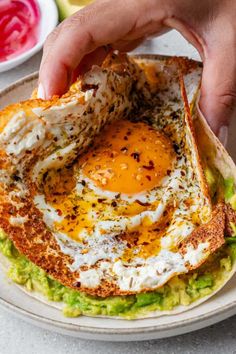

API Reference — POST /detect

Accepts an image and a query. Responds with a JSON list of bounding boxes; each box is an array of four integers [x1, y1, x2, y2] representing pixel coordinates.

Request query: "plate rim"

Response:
[[0, 70, 236, 338], [1, 291, 236, 336]]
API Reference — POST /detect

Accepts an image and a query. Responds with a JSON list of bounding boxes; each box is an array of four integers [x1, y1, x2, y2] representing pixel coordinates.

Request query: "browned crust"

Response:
[[179, 73, 212, 207], [224, 203, 236, 236], [179, 204, 226, 270]]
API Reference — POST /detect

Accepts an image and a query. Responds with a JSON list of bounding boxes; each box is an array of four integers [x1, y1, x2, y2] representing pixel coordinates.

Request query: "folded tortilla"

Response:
[[0, 54, 236, 319]]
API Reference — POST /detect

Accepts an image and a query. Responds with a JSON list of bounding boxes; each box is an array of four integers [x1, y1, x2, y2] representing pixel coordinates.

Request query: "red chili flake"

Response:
[[56, 209, 62, 216], [146, 175, 151, 181], [98, 198, 106, 203], [135, 200, 151, 207], [142, 160, 154, 170]]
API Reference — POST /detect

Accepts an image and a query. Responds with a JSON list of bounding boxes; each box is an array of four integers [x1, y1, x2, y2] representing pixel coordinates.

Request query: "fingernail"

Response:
[[38, 83, 45, 99], [218, 125, 228, 147]]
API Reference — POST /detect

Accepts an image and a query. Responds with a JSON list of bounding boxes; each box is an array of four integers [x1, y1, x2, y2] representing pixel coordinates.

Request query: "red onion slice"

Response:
[[0, 0, 40, 62]]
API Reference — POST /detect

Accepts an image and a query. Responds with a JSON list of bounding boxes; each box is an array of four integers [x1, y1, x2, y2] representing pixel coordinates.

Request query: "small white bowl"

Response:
[[0, 0, 58, 73]]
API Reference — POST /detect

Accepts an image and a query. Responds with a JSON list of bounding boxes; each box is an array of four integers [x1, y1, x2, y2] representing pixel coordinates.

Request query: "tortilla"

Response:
[[0, 54, 236, 318]]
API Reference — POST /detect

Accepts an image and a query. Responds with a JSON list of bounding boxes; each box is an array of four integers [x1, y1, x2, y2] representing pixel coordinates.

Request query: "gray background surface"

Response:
[[0, 31, 236, 354]]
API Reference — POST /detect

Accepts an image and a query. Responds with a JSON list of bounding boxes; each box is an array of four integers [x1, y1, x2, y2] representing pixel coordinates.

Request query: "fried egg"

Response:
[[0, 54, 225, 296], [33, 101, 212, 291]]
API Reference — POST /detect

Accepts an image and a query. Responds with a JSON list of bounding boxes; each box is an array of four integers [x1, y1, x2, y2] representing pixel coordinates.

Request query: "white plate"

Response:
[[0, 73, 236, 341], [0, 0, 58, 73]]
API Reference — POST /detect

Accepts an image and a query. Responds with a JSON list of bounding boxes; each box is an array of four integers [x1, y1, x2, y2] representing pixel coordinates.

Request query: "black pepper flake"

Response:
[[97, 198, 106, 203], [92, 203, 96, 208], [170, 111, 179, 120], [131, 152, 140, 162], [111, 201, 117, 207], [173, 143, 180, 154], [167, 169, 171, 176], [81, 83, 99, 93], [81, 180, 86, 186], [74, 281, 81, 287], [108, 104, 115, 113], [12, 174, 21, 182]]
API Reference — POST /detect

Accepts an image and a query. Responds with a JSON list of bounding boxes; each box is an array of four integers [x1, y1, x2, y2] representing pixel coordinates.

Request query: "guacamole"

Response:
[[0, 230, 234, 318]]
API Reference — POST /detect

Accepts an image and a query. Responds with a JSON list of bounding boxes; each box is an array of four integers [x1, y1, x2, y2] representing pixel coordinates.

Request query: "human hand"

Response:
[[39, 0, 236, 139]]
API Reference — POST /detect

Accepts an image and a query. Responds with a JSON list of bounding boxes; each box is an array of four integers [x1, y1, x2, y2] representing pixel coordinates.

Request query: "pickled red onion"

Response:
[[0, 0, 40, 62]]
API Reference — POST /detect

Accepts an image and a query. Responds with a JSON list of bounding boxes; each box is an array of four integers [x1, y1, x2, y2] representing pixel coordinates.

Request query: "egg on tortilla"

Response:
[[0, 53, 235, 300]]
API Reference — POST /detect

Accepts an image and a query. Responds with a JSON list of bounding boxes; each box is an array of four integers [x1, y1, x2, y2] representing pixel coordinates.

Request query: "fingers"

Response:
[[74, 38, 144, 78], [39, 0, 143, 98], [199, 21, 236, 141], [72, 46, 111, 78], [39, 0, 170, 99]]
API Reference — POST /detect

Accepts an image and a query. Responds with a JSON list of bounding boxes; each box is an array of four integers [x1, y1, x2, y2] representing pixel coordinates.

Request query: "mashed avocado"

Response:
[[0, 230, 233, 318]]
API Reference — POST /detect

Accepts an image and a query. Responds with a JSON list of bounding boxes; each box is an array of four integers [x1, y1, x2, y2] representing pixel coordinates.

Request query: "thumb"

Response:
[[199, 37, 236, 144]]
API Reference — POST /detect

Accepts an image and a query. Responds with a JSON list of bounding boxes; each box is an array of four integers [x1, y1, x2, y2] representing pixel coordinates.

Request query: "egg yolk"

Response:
[[79, 120, 176, 194]]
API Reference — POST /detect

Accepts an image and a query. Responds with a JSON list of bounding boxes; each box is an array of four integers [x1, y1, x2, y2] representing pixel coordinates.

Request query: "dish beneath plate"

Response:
[[0, 0, 58, 73], [0, 71, 236, 341]]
